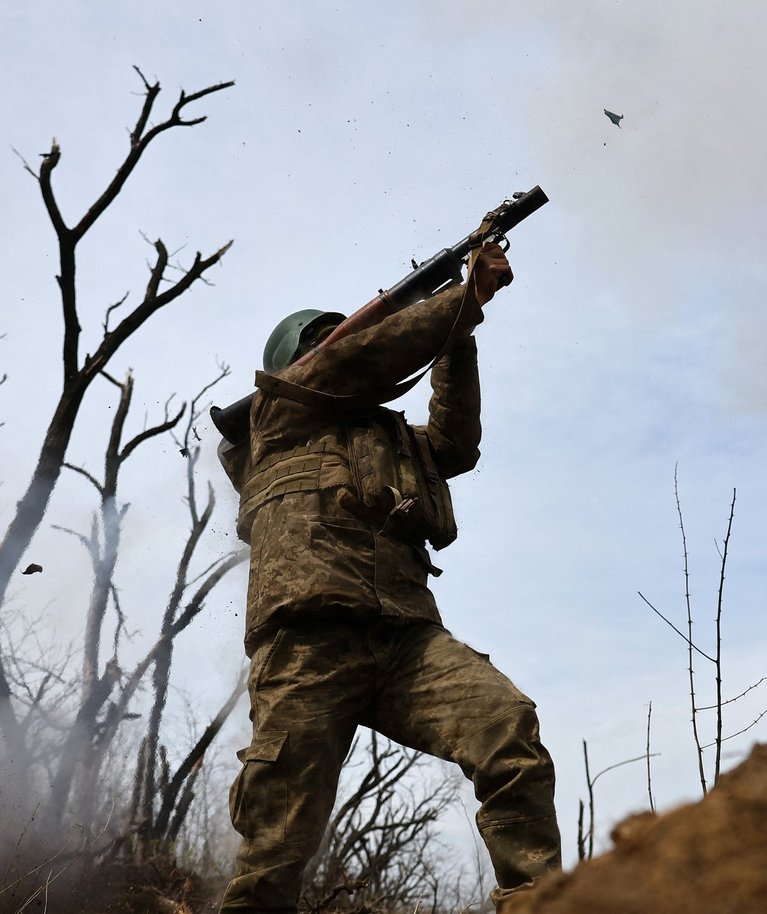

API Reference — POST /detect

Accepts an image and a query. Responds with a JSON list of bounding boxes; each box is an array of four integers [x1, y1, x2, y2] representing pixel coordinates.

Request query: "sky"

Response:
[[1, 0, 766, 872]]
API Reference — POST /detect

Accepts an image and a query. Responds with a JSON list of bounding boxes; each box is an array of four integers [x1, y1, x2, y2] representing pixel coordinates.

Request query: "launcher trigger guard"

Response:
[[489, 231, 510, 252]]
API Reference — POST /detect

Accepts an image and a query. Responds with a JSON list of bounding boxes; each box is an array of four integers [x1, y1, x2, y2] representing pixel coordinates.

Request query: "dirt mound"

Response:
[[515, 743, 767, 914]]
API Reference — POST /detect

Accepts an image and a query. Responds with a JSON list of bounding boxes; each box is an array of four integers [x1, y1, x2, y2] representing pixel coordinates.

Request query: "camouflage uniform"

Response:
[[218, 284, 561, 913]]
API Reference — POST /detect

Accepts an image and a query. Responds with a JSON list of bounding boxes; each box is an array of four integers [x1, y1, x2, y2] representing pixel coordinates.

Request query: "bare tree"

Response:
[[132, 665, 247, 858], [638, 470, 766, 794], [42, 370, 186, 830], [66, 370, 247, 843], [128, 377, 249, 860], [0, 369, 247, 913], [0, 69, 234, 759], [576, 738, 659, 862], [301, 730, 466, 914]]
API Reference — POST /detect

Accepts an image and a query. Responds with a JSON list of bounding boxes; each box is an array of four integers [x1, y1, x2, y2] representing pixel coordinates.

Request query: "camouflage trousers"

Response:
[[218, 618, 561, 913]]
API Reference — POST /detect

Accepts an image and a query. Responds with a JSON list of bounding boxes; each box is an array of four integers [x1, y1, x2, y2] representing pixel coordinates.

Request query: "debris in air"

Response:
[[604, 109, 623, 128]]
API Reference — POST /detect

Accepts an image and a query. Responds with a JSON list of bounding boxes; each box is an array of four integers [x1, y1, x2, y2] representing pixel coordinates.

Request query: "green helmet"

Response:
[[263, 309, 346, 373]]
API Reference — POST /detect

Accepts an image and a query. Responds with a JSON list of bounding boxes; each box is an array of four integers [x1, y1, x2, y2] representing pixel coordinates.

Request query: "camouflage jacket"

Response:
[[221, 284, 483, 654]]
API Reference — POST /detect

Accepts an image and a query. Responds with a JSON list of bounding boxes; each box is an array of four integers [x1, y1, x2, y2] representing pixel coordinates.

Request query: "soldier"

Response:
[[216, 243, 561, 913]]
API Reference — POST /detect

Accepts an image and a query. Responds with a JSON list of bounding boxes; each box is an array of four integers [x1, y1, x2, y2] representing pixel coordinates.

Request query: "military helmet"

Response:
[[263, 309, 346, 373]]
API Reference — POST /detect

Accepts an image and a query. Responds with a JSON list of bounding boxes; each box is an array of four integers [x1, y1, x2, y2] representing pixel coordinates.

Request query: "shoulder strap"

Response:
[[254, 369, 407, 411]]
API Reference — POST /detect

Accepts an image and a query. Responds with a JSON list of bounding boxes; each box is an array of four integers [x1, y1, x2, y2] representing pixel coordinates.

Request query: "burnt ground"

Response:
[[0, 855, 228, 914], [514, 742, 767, 914]]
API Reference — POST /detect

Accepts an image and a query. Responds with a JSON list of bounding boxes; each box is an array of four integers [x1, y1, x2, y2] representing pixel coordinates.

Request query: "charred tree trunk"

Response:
[[0, 377, 87, 765]]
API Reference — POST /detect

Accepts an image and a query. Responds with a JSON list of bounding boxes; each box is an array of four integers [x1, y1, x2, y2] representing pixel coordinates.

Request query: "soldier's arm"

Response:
[[422, 335, 482, 478], [421, 243, 511, 474]]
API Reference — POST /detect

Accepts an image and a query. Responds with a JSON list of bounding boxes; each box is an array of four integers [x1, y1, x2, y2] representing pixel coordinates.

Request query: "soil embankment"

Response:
[[515, 743, 767, 914]]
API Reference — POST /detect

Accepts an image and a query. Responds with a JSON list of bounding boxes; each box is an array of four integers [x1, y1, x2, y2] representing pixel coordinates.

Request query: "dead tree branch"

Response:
[[635, 593, 715, 663], [698, 676, 767, 710], [673, 467, 708, 796], [155, 667, 247, 845], [577, 739, 660, 861], [713, 488, 736, 782], [701, 706, 767, 749], [303, 731, 459, 910], [646, 702, 656, 814]]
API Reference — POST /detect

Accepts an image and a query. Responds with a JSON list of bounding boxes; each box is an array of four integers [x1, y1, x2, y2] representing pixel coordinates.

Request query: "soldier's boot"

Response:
[[491, 883, 537, 913]]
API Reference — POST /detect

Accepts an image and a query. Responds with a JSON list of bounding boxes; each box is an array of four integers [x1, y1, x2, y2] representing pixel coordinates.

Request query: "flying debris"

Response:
[[22, 563, 43, 575], [604, 109, 623, 128]]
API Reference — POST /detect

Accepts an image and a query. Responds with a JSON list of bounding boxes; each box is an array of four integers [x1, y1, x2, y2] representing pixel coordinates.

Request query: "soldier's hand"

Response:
[[472, 242, 514, 306]]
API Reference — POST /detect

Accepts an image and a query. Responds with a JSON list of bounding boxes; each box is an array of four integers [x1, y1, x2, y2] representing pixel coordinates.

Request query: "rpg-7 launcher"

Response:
[[211, 186, 548, 445]]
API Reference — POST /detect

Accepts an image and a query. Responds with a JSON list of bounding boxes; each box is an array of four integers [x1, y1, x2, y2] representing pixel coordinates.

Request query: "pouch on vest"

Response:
[[345, 410, 457, 550]]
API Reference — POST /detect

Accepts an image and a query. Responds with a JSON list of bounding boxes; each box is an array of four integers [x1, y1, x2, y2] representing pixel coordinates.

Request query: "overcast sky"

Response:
[[1, 0, 766, 868]]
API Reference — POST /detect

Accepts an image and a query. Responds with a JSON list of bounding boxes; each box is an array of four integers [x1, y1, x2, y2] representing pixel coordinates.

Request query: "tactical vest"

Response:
[[238, 408, 457, 551]]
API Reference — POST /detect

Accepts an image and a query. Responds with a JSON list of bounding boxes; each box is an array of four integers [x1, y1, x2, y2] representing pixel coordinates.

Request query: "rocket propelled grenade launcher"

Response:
[[377, 184, 549, 312], [211, 186, 548, 444]]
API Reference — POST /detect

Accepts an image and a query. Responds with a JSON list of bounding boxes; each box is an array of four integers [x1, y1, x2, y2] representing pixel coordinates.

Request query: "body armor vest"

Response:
[[238, 408, 457, 550]]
